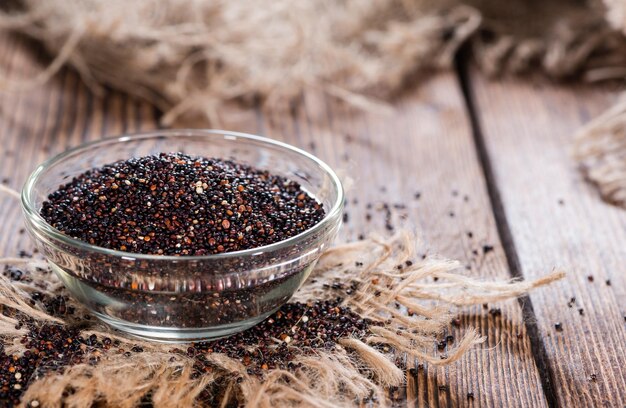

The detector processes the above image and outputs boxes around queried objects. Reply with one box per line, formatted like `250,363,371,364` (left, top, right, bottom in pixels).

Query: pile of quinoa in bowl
41,152,326,256
22,130,344,341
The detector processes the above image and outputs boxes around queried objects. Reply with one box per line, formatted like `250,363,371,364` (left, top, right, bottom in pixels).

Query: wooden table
1,34,624,407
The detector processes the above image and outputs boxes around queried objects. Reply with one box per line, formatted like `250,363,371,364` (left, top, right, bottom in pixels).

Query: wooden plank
466,70,626,407
251,79,549,407
0,33,548,406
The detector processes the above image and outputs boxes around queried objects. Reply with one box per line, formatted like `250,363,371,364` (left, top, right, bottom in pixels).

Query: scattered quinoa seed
488,308,501,317
567,297,576,308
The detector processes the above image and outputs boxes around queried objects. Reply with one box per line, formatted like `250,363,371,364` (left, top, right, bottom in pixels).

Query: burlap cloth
0,0,623,406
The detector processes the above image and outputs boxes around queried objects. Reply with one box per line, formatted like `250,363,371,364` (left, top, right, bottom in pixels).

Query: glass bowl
21,130,343,342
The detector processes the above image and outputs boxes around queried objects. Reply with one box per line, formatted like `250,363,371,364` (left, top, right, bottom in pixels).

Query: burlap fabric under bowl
0,182,562,407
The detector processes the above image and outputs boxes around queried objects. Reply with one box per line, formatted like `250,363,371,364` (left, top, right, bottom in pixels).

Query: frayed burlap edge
574,95,626,208
0,186,563,407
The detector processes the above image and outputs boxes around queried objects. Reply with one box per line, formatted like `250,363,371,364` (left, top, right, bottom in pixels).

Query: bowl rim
21,129,344,261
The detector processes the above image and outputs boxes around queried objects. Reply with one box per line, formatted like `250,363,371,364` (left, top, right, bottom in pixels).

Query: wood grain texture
466,69,626,407
235,80,549,407
0,33,551,406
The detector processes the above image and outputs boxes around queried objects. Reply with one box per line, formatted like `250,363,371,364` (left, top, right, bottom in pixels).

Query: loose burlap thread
0,186,564,407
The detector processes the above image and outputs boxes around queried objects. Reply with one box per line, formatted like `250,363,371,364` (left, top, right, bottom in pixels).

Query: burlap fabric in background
0,0,624,207
0,0,625,205
575,0,626,207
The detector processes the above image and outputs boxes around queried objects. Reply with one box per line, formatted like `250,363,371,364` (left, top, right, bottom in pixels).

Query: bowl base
91,309,276,343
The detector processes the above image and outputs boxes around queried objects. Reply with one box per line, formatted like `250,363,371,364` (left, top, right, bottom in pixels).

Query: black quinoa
488,308,502,317
0,284,106,407
189,299,375,377
1,277,376,406
36,153,332,335
41,153,325,256
0,322,97,407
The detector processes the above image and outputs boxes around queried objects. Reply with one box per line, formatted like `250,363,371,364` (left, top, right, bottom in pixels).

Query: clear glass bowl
21,130,343,342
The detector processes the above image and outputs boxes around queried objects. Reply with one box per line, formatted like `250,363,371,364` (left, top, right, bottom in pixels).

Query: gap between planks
454,51,558,408
456,45,626,407
251,76,549,407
